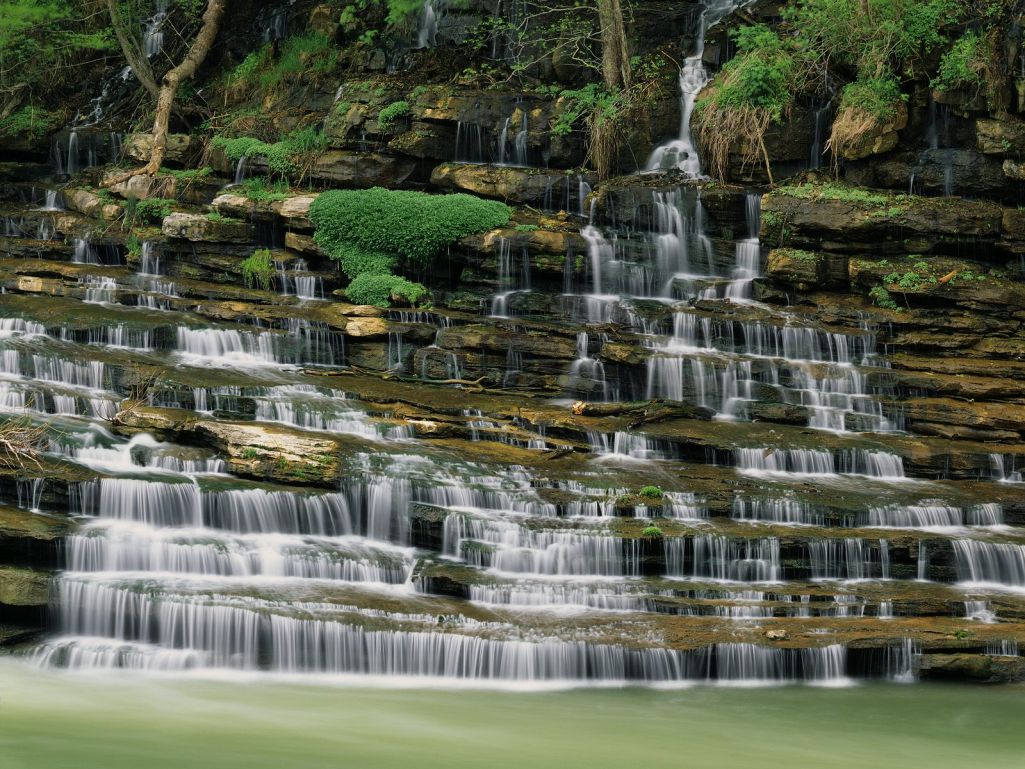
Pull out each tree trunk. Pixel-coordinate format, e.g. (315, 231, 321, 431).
(597, 0, 631, 91)
(105, 0, 160, 101)
(106, 0, 226, 184)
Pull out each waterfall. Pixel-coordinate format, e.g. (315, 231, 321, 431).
(645, 1, 744, 175)
(733, 497, 822, 525)
(867, 503, 1002, 529)
(143, 0, 169, 58)
(72, 237, 96, 265)
(490, 236, 531, 316)
(41, 190, 63, 211)
(990, 453, 1023, 483)
(138, 240, 161, 275)
(808, 539, 875, 580)
(809, 99, 831, 169)
(416, 0, 439, 49)
(723, 194, 761, 301)
(734, 448, 905, 480)
(665, 536, 781, 582)
(82, 275, 117, 304)
(953, 540, 1025, 587)
(234, 156, 249, 185)
(566, 332, 611, 401)
(964, 600, 996, 623)
(455, 122, 487, 163)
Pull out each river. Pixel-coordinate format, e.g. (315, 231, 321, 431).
(1, 659, 1022, 769)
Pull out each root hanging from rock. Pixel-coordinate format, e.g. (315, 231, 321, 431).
(693, 99, 776, 184)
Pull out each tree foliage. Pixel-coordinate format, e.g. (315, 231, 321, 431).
(310, 188, 509, 307)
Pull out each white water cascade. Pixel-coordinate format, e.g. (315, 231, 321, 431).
(645, 0, 746, 175)
(416, 0, 439, 48)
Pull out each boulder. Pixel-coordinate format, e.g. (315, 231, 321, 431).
(0, 567, 49, 606)
(903, 397, 1025, 437)
(161, 212, 253, 243)
(310, 151, 415, 187)
(1002, 158, 1025, 181)
(431, 162, 589, 206)
(62, 188, 123, 220)
(285, 231, 329, 257)
(765, 248, 825, 291)
(187, 420, 345, 487)
(761, 185, 1003, 254)
(976, 116, 1025, 154)
(438, 324, 577, 359)
(919, 653, 1025, 684)
(840, 102, 908, 161)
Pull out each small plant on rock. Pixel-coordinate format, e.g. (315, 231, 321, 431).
(240, 248, 275, 291)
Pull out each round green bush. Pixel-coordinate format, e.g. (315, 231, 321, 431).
(310, 187, 511, 266)
(345, 273, 429, 308)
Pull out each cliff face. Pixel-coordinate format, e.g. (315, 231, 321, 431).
(1, 1, 1025, 683)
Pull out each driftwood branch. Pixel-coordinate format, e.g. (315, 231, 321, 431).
(105, 0, 226, 185)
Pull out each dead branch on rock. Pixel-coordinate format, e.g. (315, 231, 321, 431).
(0, 419, 47, 470)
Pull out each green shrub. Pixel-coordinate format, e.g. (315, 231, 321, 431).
(129, 197, 175, 226)
(213, 127, 328, 177)
(240, 248, 275, 290)
(241, 176, 291, 202)
(869, 285, 902, 312)
(226, 33, 337, 95)
(377, 100, 410, 130)
(0, 106, 58, 140)
(932, 31, 990, 93)
(639, 485, 664, 499)
(346, 273, 429, 307)
(310, 188, 510, 266)
(838, 76, 904, 123)
(332, 242, 396, 279)
(641, 526, 665, 539)
(701, 25, 796, 121)
(552, 83, 623, 137)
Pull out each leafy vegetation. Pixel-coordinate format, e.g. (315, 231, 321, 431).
(345, 273, 430, 308)
(310, 188, 508, 307)
(639, 485, 664, 499)
(310, 188, 510, 267)
(240, 177, 291, 202)
(0, 106, 58, 140)
(225, 33, 338, 100)
(641, 525, 664, 538)
(240, 248, 275, 290)
(695, 24, 802, 181)
(869, 285, 902, 312)
(124, 197, 174, 227)
(212, 127, 328, 179)
(932, 30, 993, 95)
(377, 100, 410, 130)
(690, 0, 1020, 176)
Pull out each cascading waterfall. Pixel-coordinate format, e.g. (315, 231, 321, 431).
(723, 194, 761, 301)
(665, 536, 781, 582)
(645, 0, 745, 175)
(415, 0, 439, 49)
(143, 0, 169, 58)
(734, 447, 906, 480)
(953, 540, 1025, 587)
(490, 236, 531, 316)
